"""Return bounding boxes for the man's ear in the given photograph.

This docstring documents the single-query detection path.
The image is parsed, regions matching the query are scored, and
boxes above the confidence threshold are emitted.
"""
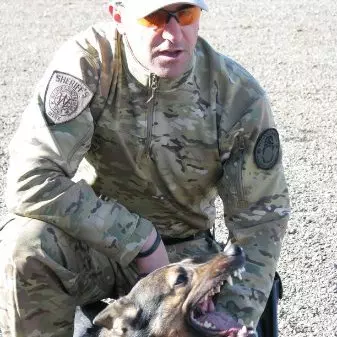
[108,4,125,34]
[108,6,122,23]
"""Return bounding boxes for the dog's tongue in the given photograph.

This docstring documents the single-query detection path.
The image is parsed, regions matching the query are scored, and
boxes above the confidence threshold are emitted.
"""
[198,311,242,331]
[198,299,242,331]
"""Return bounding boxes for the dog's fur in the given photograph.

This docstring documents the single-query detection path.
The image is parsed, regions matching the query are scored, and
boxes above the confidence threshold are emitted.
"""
[92,245,254,337]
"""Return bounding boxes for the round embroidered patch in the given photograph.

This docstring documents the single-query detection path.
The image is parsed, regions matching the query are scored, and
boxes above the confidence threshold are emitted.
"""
[254,128,280,170]
[49,85,79,116]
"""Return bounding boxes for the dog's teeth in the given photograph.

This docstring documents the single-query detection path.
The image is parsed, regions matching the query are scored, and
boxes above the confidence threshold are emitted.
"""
[193,316,217,330]
[203,320,212,328]
[209,323,217,330]
[241,326,248,333]
[233,269,243,280]
[237,270,243,280]
[215,285,221,293]
[227,275,233,286]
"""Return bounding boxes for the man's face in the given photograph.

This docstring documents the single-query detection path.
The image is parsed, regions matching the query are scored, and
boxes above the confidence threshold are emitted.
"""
[117,4,200,78]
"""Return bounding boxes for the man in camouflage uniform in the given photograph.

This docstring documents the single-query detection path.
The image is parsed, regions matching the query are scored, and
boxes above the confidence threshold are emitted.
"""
[0,0,290,336]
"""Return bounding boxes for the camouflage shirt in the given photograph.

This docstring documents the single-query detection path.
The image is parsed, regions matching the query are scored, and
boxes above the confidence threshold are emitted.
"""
[6,22,290,324]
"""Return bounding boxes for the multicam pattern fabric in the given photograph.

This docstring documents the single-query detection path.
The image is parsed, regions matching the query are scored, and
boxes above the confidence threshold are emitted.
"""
[0,216,139,337]
[1,22,290,336]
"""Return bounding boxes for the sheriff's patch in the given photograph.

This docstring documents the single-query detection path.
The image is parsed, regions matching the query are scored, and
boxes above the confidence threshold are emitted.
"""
[44,71,93,124]
[254,128,280,170]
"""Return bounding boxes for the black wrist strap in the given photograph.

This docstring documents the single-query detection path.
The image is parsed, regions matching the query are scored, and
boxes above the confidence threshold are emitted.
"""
[137,228,161,258]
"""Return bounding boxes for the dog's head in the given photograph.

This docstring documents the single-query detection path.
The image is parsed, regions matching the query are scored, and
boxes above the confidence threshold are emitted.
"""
[94,244,246,337]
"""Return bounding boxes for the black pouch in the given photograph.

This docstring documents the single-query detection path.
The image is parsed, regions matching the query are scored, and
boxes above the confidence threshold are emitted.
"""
[256,272,283,337]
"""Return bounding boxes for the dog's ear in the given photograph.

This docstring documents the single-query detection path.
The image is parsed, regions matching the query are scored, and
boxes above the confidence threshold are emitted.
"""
[93,298,143,334]
[93,301,117,329]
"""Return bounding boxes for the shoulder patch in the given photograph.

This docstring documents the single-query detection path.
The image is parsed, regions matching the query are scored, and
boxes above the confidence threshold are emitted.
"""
[44,71,94,124]
[254,128,280,170]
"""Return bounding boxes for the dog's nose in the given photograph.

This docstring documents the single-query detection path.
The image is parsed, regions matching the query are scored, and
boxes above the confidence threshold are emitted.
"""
[224,244,243,256]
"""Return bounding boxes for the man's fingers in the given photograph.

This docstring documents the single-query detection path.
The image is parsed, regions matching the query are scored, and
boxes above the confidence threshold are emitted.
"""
[237,325,248,336]
[236,325,257,337]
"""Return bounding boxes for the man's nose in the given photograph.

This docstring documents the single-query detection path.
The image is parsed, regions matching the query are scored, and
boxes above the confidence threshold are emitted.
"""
[161,17,183,42]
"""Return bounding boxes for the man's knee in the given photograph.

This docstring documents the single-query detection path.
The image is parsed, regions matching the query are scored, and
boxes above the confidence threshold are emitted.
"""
[0,215,118,302]
[0,216,78,336]
[0,215,73,272]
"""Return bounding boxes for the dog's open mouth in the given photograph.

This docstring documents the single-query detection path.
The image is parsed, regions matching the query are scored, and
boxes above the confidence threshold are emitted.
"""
[188,266,247,336]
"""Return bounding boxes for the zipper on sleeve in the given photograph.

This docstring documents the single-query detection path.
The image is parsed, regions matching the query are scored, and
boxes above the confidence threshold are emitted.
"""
[235,137,247,208]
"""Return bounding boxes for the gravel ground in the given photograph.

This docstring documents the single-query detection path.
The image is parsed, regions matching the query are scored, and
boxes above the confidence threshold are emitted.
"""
[0,0,336,336]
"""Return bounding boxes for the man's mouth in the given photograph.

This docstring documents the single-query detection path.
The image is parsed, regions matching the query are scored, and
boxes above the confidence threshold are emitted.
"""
[157,49,183,58]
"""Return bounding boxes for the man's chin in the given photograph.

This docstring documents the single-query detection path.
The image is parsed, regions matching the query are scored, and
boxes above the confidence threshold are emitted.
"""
[151,58,191,79]
[151,66,188,79]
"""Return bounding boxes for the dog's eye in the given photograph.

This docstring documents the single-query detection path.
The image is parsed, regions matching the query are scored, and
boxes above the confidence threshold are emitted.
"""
[175,273,188,286]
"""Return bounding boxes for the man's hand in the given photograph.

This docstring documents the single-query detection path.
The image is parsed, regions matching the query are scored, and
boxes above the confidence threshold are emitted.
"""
[135,228,169,275]
[233,326,256,337]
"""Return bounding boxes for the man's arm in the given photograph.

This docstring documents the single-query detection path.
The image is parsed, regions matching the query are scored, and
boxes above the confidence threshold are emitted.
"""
[216,95,290,328]
[5,26,168,269]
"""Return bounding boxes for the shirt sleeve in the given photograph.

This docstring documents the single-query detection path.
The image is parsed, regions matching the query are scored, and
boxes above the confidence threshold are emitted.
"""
[5,26,153,267]
[216,94,290,328]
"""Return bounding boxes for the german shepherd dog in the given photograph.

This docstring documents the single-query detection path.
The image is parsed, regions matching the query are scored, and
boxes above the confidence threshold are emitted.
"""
[92,244,255,337]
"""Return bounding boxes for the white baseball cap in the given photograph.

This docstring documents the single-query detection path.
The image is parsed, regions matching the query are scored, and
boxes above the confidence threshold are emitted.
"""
[117,0,208,19]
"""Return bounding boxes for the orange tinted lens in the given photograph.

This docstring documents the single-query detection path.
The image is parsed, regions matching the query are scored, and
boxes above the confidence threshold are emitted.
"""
[138,10,168,28]
[138,6,201,28]
[177,6,201,26]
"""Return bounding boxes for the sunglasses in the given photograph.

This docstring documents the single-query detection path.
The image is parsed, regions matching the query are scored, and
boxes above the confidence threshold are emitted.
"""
[137,6,201,28]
